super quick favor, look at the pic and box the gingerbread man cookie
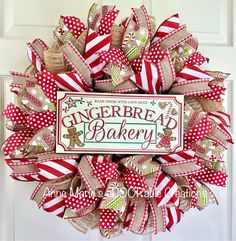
[63,126,85,149]
[156,128,176,151]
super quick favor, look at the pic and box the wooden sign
[56,92,184,154]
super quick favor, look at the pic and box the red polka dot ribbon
[100,209,117,229]
[2,103,27,126]
[185,116,213,143]
[98,49,130,66]
[98,9,119,35]
[3,130,35,157]
[35,69,58,104]
[61,16,86,38]
[26,110,56,129]
[123,169,148,194]
[64,192,100,210]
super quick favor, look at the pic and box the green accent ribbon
[49,104,56,111]
[64,208,75,218]
[198,186,208,206]
[111,65,121,86]
[140,35,148,45]
[213,161,220,171]
[126,47,138,62]
[63,32,76,43]
[145,166,155,175]
[105,196,123,209]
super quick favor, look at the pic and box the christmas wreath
[1,3,234,239]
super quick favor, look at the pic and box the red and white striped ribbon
[10,172,39,182]
[54,72,92,92]
[166,206,182,230]
[208,111,231,127]
[130,60,160,94]
[153,14,179,41]
[155,173,179,207]
[61,41,92,87]
[27,39,48,72]
[157,150,196,164]
[84,28,111,79]
[42,194,66,218]
[176,65,214,81]
[36,158,78,181]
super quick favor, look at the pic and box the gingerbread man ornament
[63,126,85,149]
[156,128,176,151]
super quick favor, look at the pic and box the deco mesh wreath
[1,3,234,239]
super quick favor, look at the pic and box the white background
[0,0,236,241]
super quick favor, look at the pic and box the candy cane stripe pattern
[11,172,39,182]
[130,60,160,94]
[157,150,196,164]
[166,206,182,230]
[176,65,214,81]
[155,173,179,207]
[84,29,112,79]
[208,111,231,127]
[54,72,92,92]
[27,39,48,72]
[42,195,66,218]
[37,159,78,181]
[152,14,179,41]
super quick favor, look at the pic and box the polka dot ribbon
[61,16,86,38]
[184,116,213,143]
[100,209,117,229]
[123,169,149,194]
[93,160,120,183]
[64,191,100,210]
[98,9,119,35]
[131,43,169,73]
[193,162,227,187]
[26,110,56,129]
[3,130,35,157]
[98,49,130,66]
[2,103,27,126]
[184,52,209,67]
[35,69,58,104]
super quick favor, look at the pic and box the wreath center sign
[1,2,233,239]
[57,93,183,153]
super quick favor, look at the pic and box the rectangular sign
[56,92,184,154]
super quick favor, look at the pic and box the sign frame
[56,92,184,154]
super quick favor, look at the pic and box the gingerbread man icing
[63,126,85,149]
[156,128,176,151]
